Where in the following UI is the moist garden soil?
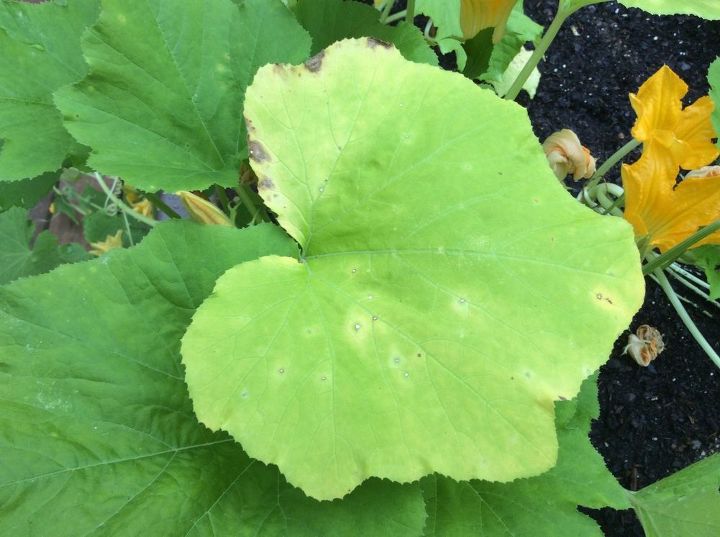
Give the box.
[521,2,720,535]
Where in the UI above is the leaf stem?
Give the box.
[585,138,641,190]
[405,0,415,23]
[379,0,394,23]
[504,7,568,101]
[653,267,720,369]
[236,184,270,224]
[642,218,720,275]
[93,173,156,227]
[385,10,407,24]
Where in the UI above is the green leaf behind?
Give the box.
[0,0,98,181]
[0,171,58,211]
[54,0,312,192]
[0,221,427,536]
[631,454,720,537]
[709,57,720,148]
[0,207,88,284]
[295,0,438,65]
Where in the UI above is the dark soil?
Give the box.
[520,2,720,535]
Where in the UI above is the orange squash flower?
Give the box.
[622,65,720,252]
[460,0,517,42]
[629,65,718,173]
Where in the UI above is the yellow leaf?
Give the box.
[460,0,517,42]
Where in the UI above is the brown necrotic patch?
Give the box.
[304,51,325,73]
[366,37,391,49]
[258,178,275,190]
[245,116,256,133]
[248,140,270,163]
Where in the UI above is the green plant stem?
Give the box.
[236,184,270,223]
[666,265,719,310]
[379,0,394,23]
[385,10,406,24]
[601,192,624,215]
[143,192,181,219]
[504,7,569,101]
[585,138,641,191]
[405,0,415,23]
[642,218,720,275]
[215,185,231,214]
[653,267,720,370]
[94,173,156,227]
[591,184,623,217]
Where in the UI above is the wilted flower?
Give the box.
[178,191,232,226]
[542,129,596,181]
[89,230,124,256]
[623,325,665,367]
[460,0,517,42]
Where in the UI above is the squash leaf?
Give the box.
[0,221,427,536]
[422,375,631,537]
[0,207,88,285]
[181,39,644,500]
[54,0,311,192]
[295,0,438,66]
[631,454,720,537]
[0,0,98,181]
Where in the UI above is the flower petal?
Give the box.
[672,96,719,170]
[630,65,686,143]
[460,0,517,42]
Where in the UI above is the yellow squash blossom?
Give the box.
[623,155,720,251]
[178,191,232,226]
[460,0,517,42]
[630,65,718,173]
[623,65,720,252]
[542,129,596,181]
[89,230,124,256]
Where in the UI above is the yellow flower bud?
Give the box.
[542,129,596,181]
[89,230,124,257]
[178,191,233,227]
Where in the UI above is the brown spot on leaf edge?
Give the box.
[304,51,325,73]
[258,178,275,190]
[367,37,392,49]
[245,116,255,133]
[248,140,270,163]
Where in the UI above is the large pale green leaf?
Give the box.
[0,221,427,536]
[0,0,98,181]
[0,207,88,284]
[631,454,720,537]
[618,0,720,18]
[54,0,311,192]
[182,38,644,500]
[295,0,438,65]
[422,375,630,536]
